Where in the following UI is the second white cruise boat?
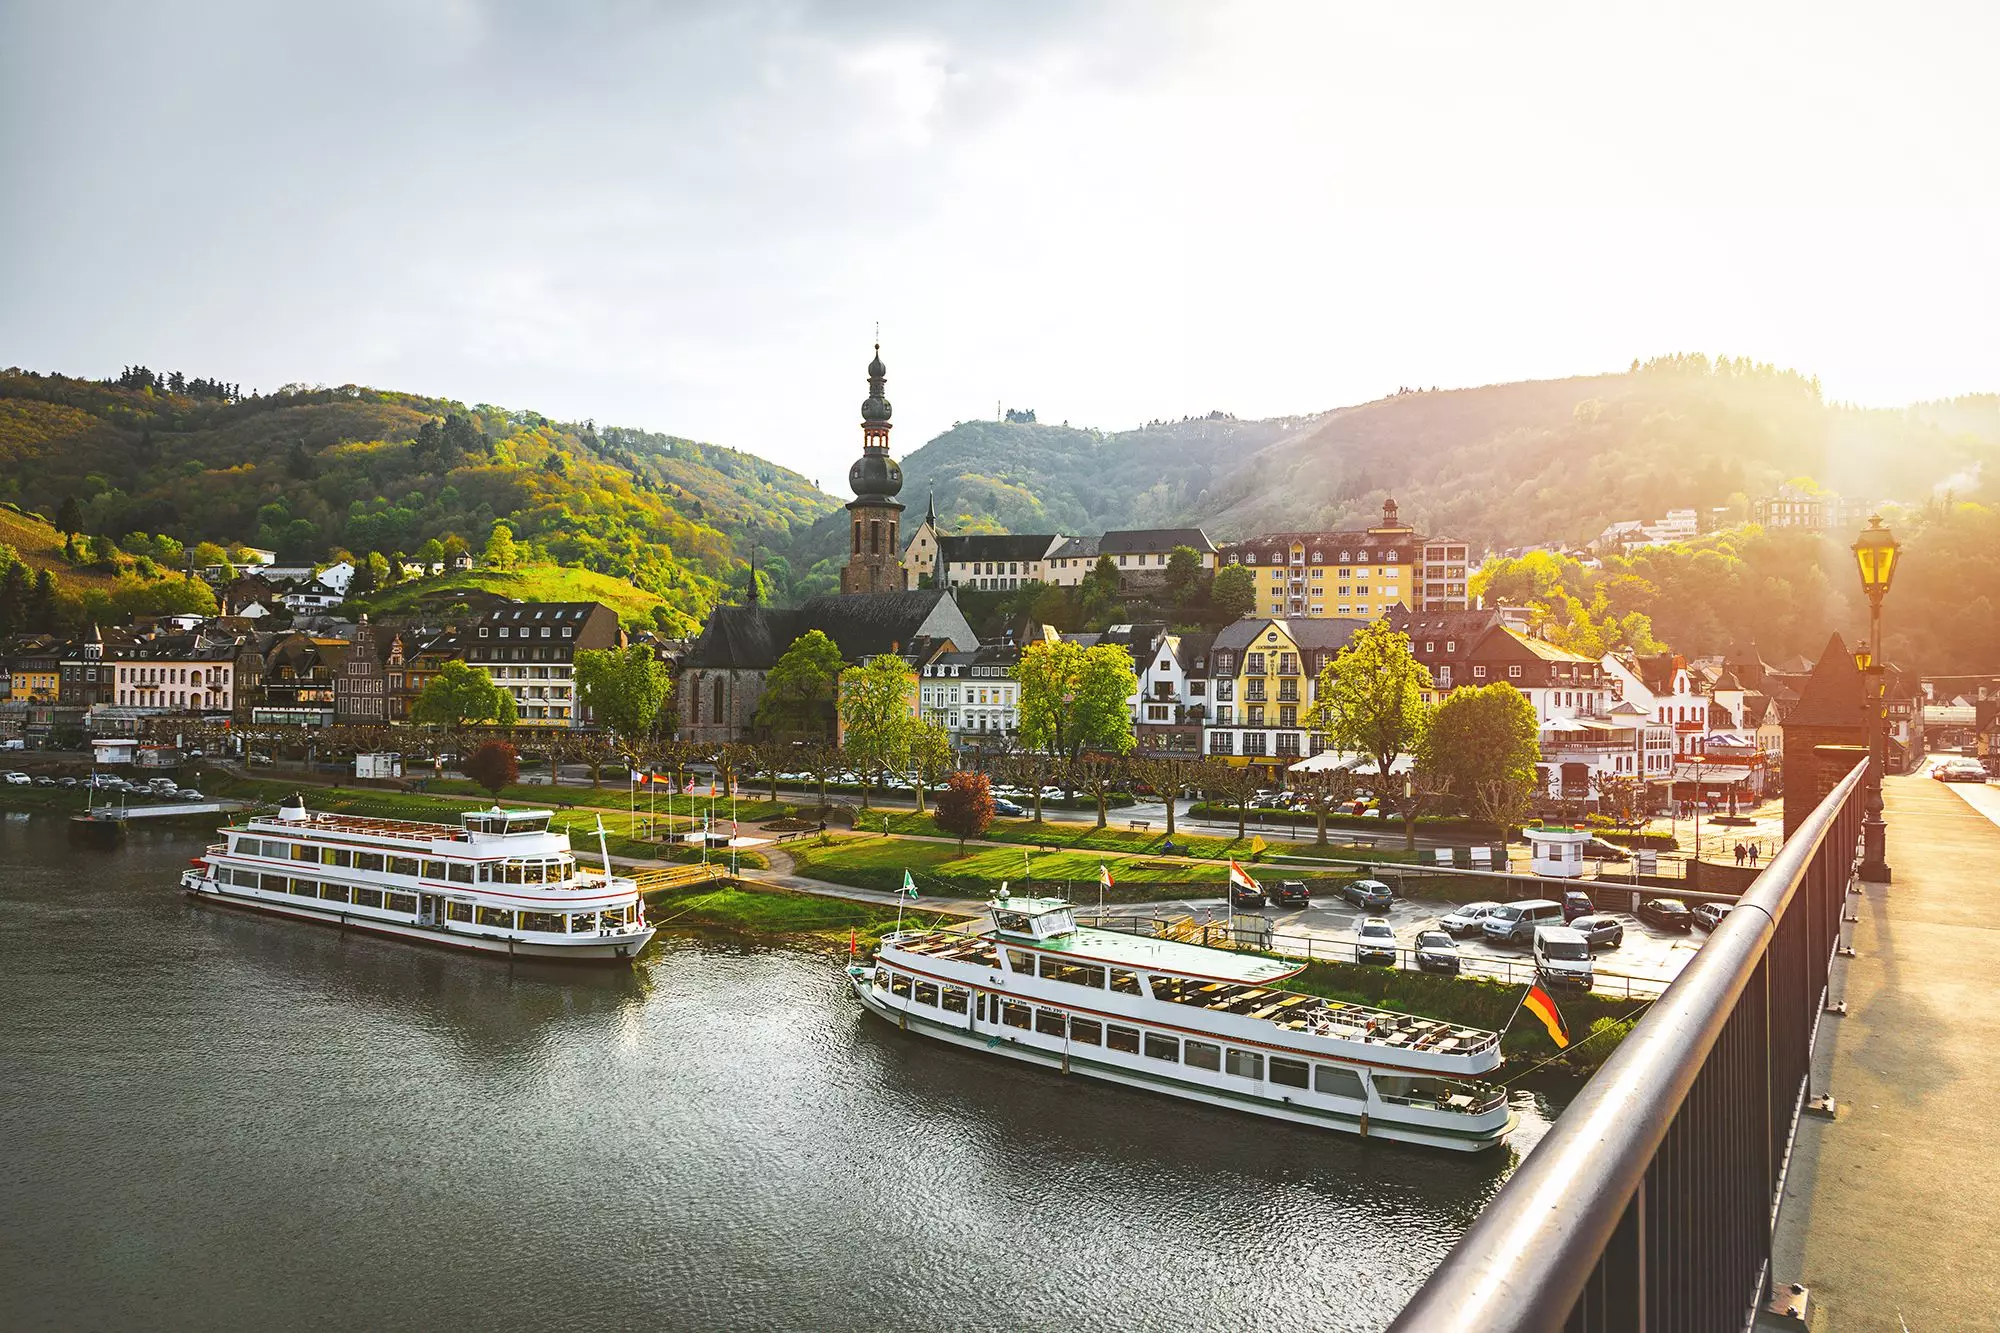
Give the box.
[850,892,1516,1151]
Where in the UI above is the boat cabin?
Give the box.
[463,807,552,837]
[991,894,1076,941]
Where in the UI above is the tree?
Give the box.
[56,496,82,537]
[191,540,227,573]
[412,660,517,728]
[460,740,519,797]
[1079,554,1122,620]
[414,537,446,570]
[1069,754,1128,829]
[1291,765,1359,846]
[1014,640,1137,766]
[1128,753,1194,839]
[28,568,58,632]
[441,533,469,562]
[482,522,519,570]
[1211,564,1256,620]
[1197,757,1265,840]
[1419,683,1541,836]
[574,645,672,741]
[792,740,843,807]
[1164,545,1205,605]
[1306,622,1434,849]
[0,560,27,636]
[756,630,844,737]
[837,654,917,808]
[932,771,995,853]
[905,718,953,814]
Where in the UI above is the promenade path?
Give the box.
[1771,767,2000,1330]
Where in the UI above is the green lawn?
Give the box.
[643,883,957,946]
[856,807,1427,868]
[786,834,1248,902]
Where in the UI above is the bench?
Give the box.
[1127,819,1151,831]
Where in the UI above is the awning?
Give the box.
[1671,765,1756,785]
[1287,750,1415,775]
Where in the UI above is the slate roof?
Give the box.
[937,533,1061,564]
[1050,536,1098,561]
[1780,632,1867,730]
[682,591,977,671]
[1211,617,1371,655]
[1098,527,1215,556]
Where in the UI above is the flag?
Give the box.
[1098,863,1114,889]
[849,926,857,957]
[684,778,695,795]
[1227,860,1259,890]
[1522,985,1570,1049]
[901,870,919,900]
[709,780,718,797]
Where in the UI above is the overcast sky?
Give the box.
[4,1,1996,486]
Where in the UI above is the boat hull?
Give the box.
[182,877,656,963]
[848,971,1516,1153]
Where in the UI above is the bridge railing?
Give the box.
[1390,760,1866,1333]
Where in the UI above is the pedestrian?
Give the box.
[1749,844,1760,868]
[1734,843,1745,867]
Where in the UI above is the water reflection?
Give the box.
[1,816,1562,1333]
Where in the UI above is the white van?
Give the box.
[1534,925,1595,990]
[1482,898,1564,946]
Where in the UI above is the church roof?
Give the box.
[682,591,977,671]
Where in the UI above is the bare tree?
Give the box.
[1127,753,1194,840]
[1291,765,1358,846]
[1196,758,1264,840]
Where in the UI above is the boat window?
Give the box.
[1069,1017,1102,1045]
[353,887,384,909]
[1143,1032,1179,1062]
[388,856,419,877]
[1270,1057,1310,1089]
[1044,959,1104,988]
[386,892,417,914]
[1225,1050,1263,1080]
[321,883,351,904]
[889,972,911,997]
[1110,969,1144,996]
[290,843,316,862]
[1035,1008,1066,1037]
[285,877,314,896]
[320,847,352,867]
[1373,1075,1449,1104]
[914,982,939,1007]
[941,987,968,1015]
[873,967,889,991]
[423,860,446,880]
[1149,976,1201,1003]
[601,906,629,927]
[260,840,289,858]
[1004,948,1037,975]
[448,863,475,885]
[229,868,256,888]
[994,910,1032,932]
[1183,1040,1222,1071]
[353,851,384,873]
[1314,1065,1365,1099]
[476,905,512,928]
[519,911,563,933]
[260,873,287,893]
[569,911,596,933]
[1001,1001,1032,1030]
[975,993,989,1021]
[1107,1024,1140,1053]
[446,901,475,923]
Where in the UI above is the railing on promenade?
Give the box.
[1389,760,1866,1333]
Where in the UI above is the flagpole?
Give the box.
[1499,982,1533,1039]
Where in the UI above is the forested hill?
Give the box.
[0,368,840,631]
[903,360,2000,551]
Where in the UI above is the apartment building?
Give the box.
[1217,500,1468,621]
[1202,618,1369,773]
[462,602,622,728]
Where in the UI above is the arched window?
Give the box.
[870,520,882,554]
[712,677,725,723]
[852,521,862,554]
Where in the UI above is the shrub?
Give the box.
[460,740,519,797]
[932,771,995,853]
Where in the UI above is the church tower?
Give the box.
[840,342,906,595]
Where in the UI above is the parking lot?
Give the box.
[1136,885,1708,999]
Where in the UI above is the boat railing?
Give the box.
[1376,1086,1508,1117]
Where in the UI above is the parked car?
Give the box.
[1413,929,1460,975]
[1691,901,1730,931]
[1355,917,1399,966]
[1639,897,1694,932]
[1229,880,1267,910]
[33,775,55,786]
[991,797,1026,817]
[0,738,25,750]
[249,753,275,767]
[1482,898,1565,946]
[1339,879,1394,910]
[176,789,205,801]
[1533,925,1595,990]
[1571,914,1625,949]
[56,776,77,788]
[1562,890,1595,922]
[1933,759,1988,783]
[1439,901,1501,937]
[3,771,31,786]
[1271,880,1311,908]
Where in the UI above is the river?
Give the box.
[0,816,1566,1332]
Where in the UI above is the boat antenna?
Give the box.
[595,812,612,882]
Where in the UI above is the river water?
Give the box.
[0,816,1566,1332]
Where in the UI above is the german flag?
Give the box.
[1522,984,1570,1049]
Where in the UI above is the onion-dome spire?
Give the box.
[861,341,892,424]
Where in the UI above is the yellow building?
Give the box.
[1216,499,1470,622]
[1202,617,1371,771]
[10,646,61,702]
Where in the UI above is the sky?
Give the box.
[4,0,1997,487]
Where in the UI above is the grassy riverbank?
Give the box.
[642,881,966,948]
[786,834,1252,903]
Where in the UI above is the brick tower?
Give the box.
[840,342,906,595]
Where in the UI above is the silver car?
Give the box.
[1571,914,1625,949]
[1439,901,1501,937]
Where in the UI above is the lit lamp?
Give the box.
[1850,516,1900,882]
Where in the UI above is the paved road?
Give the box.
[1770,755,2000,1329]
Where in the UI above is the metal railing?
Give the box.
[1389,760,1865,1332]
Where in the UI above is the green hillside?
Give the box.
[0,500,217,631]
[0,367,841,630]
[347,563,670,632]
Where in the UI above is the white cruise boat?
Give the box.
[181,797,655,962]
[850,893,1517,1152]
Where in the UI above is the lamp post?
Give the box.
[1852,516,1901,883]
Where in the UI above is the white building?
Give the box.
[918,645,1022,743]
[112,639,237,713]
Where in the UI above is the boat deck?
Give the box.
[891,930,1497,1057]
[242,811,469,843]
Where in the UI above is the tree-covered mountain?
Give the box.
[902,358,2000,552]
[0,367,840,632]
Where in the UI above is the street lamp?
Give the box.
[1851,516,1901,882]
